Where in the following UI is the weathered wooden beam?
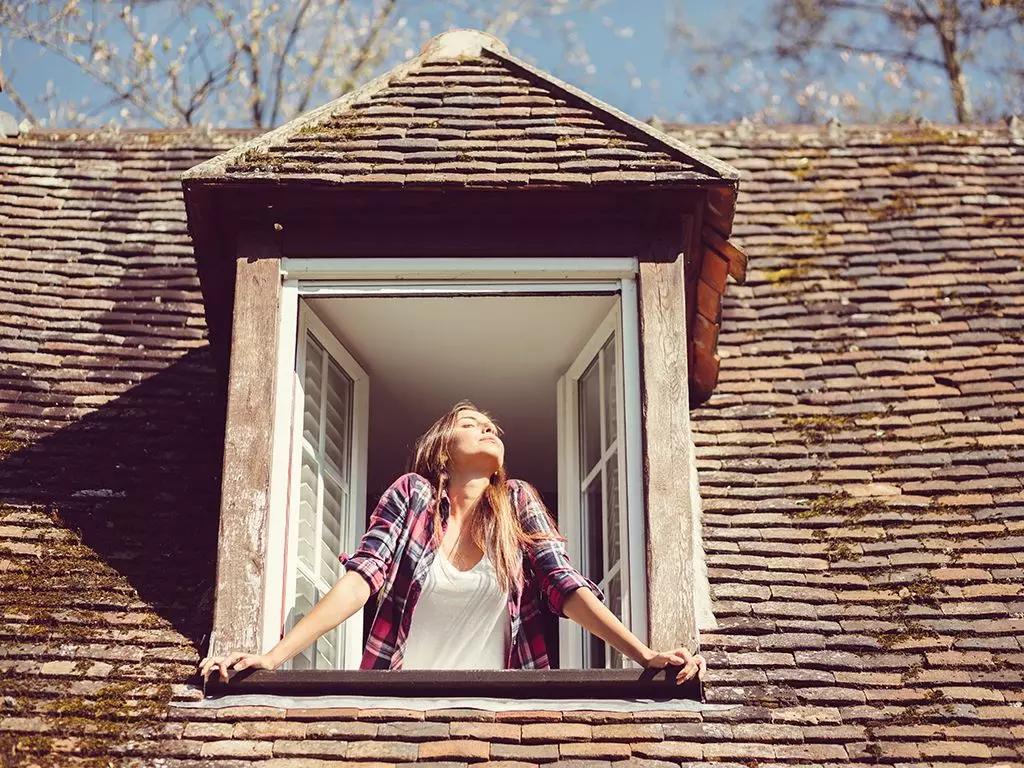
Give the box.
[695,278,722,324]
[210,234,281,658]
[206,667,704,701]
[637,255,698,653]
[704,225,748,283]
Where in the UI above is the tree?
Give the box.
[673,0,1024,124]
[0,0,611,129]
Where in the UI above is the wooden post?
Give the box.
[210,234,281,657]
[638,254,698,653]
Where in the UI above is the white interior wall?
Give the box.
[306,294,617,506]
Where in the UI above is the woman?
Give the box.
[199,401,706,684]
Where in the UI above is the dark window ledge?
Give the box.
[205,667,703,701]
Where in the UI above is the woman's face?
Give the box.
[447,409,504,475]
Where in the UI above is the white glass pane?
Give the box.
[323,360,352,480]
[606,453,620,565]
[316,625,339,669]
[579,357,602,474]
[607,572,623,668]
[602,337,617,447]
[320,475,346,584]
[584,478,604,583]
[290,572,317,670]
[302,337,324,447]
[297,451,319,571]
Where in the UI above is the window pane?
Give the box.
[579,357,602,475]
[607,573,624,668]
[316,620,338,669]
[323,360,352,481]
[297,451,319,571]
[302,337,324,447]
[589,631,607,669]
[602,337,617,447]
[605,453,620,565]
[290,572,317,670]
[584,479,604,583]
[320,475,345,584]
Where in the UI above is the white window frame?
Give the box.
[263,298,369,666]
[556,293,647,669]
[263,258,647,668]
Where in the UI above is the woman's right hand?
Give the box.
[198,651,277,683]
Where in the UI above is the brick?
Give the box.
[232,721,307,739]
[419,739,489,760]
[521,723,590,742]
[702,742,777,760]
[215,705,287,720]
[199,739,274,758]
[920,740,992,759]
[559,742,630,759]
[284,707,360,720]
[305,721,378,738]
[770,708,839,724]
[490,743,559,761]
[182,721,233,739]
[774,743,849,760]
[590,723,663,741]
[355,708,425,721]
[630,741,703,761]
[378,721,450,740]
[731,723,805,742]
[346,740,419,761]
[450,722,521,741]
[425,708,495,722]
[496,710,562,723]
[272,739,349,758]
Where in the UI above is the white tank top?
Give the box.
[401,550,510,670]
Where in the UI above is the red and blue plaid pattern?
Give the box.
[342,473,604,670]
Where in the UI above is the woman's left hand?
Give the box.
[642,646,707,684]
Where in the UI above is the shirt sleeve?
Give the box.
[341,473,417,595]
[511,479,605,618]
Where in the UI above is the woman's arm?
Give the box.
[265,570,371,667]
[199,570,371,682]
[563,588,706,684]
[200,474,420,682]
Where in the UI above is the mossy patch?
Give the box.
[881,126,978,146]
[227,147,316,174]
[0,417,25,459]
[784,415,854,444]
[763,264,811,284]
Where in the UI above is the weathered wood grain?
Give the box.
[637,254,698,653]
[210,235,281,657]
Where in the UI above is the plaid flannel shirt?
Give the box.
[341,472,604,670]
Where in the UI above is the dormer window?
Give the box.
[182,29,746,694]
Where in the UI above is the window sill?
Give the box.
[204,668,703,702]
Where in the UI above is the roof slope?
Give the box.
[183,30,737,188]
[1,124,1023,765]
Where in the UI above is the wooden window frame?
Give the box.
[211,249,704,699]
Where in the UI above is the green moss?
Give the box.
[0,417,25,458]
[870,190,918,221]
[790,163,815,181]
[763,264,810,284]
[881,126,978,146]
[784,415,854,445]
[227,147,316,174]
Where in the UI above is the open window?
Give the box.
[263,259,647,671]
[280,305,368,670]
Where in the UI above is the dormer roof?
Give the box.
[183,29,739,189]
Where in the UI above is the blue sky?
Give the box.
[2,1,1017,128]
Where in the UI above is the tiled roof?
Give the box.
[183,30,738,188]
[1,123,1023,765]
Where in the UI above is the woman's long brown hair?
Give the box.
[409,400,561,592]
